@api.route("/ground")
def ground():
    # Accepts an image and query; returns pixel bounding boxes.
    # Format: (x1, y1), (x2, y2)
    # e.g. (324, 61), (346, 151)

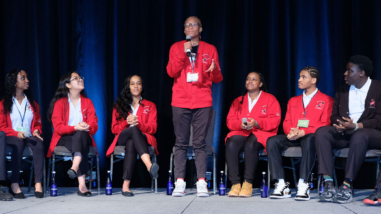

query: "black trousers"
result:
(225, 134), (264, 184)
(57, 131), (92, 177)
(0, 132), (6, 181)
(172, 106), (212, 179)
(267, 134), (316, 181)
(6, 136), (44, 183)
(315, 126), (381, 182)
(116, 126), (149, 181)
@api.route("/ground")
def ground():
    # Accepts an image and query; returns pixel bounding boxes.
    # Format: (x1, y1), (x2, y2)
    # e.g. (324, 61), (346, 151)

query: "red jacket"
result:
(283, 90), (333, 135)
(225, 92), (281, 149)
(0, 100), (42, 136)
(106, 99), (158, 157)
(47, 95), (98, 158)
(166, 40), (223, 109)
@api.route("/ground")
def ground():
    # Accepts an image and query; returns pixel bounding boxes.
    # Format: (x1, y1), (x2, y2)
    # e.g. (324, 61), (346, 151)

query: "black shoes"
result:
(67, 169), (77, 179)
(149, 163), (159, 179)
(9, 187), (25, 199)
(77, 191), (92, 197)
(0, 188), (13, 201)
(363, 184), (381, 205)
(35, 191), (44, 198)
(319, 181), (336, 202)
(334, 185), (353, 204)
(122, 191), (134, 197)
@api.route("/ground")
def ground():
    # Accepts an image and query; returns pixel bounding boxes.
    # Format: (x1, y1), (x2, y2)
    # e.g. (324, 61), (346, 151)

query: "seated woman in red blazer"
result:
(106, 75), (159, 197)
(225, 72), (281, 197)
(0, 69), (44, 199)
(47, 71), (98, 197)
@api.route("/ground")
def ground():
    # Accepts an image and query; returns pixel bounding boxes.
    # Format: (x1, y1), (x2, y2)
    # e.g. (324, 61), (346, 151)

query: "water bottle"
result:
(319, 176), (325, 196)
(50, 171), (57, 197)
(219, 171), (225, 196)
(310, 173), (314, 190)
(106, 171), (112, 195)
(167, 171), (173, 195)
(260, 172), (268, 198)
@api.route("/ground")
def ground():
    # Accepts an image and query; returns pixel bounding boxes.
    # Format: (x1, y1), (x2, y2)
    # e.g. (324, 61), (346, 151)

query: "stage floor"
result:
(0, 187), (379, 214)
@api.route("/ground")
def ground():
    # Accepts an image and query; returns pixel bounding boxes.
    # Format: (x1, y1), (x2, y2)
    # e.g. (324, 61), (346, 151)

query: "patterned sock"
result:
(323, 174), (333, 181)
(343, 178), (352, 188)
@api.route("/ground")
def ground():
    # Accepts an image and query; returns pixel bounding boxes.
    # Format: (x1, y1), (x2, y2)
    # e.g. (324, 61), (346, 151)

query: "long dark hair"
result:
(47, 71), (87, 123)
(114, 75), (145, 119)
(2, 69), (36, 114)
(240, 71), (268, 104)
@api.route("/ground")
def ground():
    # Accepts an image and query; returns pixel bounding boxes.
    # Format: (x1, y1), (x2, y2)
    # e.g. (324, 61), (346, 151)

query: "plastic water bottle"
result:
(310, 173), (314, 190)
(106, 171), (112, 195)
(219, 171), (225, 196)
(319, 177), (325, 196)
(167, 171), (173, 195)
(50, 171), (57, 197)
(260, 172), (268, 198)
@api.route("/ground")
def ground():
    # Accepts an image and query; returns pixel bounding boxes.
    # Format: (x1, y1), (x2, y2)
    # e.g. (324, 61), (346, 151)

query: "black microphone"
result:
(186, 35), (191, 57)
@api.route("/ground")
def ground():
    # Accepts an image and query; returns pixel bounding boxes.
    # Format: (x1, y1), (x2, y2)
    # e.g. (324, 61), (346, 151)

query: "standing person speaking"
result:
(166, 16), (223, 197)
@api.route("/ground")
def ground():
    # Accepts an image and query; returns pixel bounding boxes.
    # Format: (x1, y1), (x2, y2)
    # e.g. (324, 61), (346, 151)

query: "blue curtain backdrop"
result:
(1, 0), (381, 188)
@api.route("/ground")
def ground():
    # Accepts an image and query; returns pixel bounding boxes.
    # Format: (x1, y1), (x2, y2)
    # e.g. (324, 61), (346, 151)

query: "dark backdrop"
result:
(1, 0), (381, 189)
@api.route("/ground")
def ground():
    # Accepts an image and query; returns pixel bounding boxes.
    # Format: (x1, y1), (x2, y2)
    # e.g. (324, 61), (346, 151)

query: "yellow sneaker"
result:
(239, 181), (253, 197)
(228, 183), (241, 197)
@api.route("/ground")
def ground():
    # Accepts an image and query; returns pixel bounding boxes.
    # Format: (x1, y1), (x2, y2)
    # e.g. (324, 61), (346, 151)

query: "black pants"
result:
(267, 134), (316, 181)
(116, 126), (149, 180)
(0, 132), (6, 181)
(225, 134), (264, 184)
(315, 126), (381, 182)
(57, 131), (92, 177)
(172, 106), (212, 179)
(6, 136), (44, 183)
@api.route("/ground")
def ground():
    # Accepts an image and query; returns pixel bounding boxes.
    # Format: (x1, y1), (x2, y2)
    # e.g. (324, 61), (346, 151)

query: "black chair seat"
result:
(334, 148), (381, 158)
(53, 146), (97, 156)
(5, 146), (34, 157)
(113, 145), (155, 156)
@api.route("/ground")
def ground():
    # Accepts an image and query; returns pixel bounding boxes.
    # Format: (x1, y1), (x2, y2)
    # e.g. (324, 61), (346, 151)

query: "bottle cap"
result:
(262, 172), (266, 174)
(220, 171), (224, 173)
(53, 171), (56, 174)
(169, 170), (171, 173)
(312, 173), (314, 174)
(107, 170), (110, 173)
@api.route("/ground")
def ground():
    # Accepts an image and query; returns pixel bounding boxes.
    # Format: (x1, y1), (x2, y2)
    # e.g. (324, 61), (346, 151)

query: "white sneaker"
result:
(295, 179), (310, 201)
(270, 180), (291, 199)
(172, 179), (186, 197)
(196, 180), (209, 197)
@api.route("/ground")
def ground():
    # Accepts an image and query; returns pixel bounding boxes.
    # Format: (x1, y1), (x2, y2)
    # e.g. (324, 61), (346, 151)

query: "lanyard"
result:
(14, 100), (28, 127)
(189, 53), (196, 73)
(302, 92), (317, 119)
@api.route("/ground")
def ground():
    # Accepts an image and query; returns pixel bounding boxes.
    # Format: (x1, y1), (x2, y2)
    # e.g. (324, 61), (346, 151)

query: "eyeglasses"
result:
(184, 23), (200, 28)
(70, 76), (85, 82)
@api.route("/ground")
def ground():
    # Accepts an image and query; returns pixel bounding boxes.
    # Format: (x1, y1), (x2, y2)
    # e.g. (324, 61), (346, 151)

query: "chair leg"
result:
(376, 155), (381, 180)
(151, 155), (154, 192)
(290, 158), (298, 188)
(110, 154), (114, 181)
(89, 156), (93, 191)
(47, 158), (52, 195)
(267, 161), (271, 196)
(317, 174), (321, 199)
(333, 156), (338, 187)
(28, 161), (34, 193)
(224, 163), (227, 189)
(170, 153), (174, 179)
(154, 154), (157, 194)
(213, 153), (216, 195)
(97, 155), (100, 195)
(43, 159), (46, 197)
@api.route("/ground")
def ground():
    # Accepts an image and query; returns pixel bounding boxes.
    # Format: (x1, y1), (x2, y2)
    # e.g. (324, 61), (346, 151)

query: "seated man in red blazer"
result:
(267, 67), (333, 200)
(317, 55), (381, 204)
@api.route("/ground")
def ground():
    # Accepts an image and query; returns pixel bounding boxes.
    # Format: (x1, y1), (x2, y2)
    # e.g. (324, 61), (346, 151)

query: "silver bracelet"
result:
(354, 123), (358, 131)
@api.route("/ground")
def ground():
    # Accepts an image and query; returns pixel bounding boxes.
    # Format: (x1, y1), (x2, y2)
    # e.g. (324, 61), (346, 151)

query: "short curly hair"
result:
(301, 66), (320, 83)
(349, 55), (373, 76)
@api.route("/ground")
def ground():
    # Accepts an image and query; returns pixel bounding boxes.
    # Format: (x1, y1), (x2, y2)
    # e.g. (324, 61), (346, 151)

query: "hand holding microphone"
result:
(241, 118), (248, 130)
(184, 35), (192, 57)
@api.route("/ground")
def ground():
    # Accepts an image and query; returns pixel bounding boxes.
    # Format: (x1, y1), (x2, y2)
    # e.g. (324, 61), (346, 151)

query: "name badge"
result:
(187, 72), (199, 82)
(15, 127), (31, 137)
(297, 120), (309, 128)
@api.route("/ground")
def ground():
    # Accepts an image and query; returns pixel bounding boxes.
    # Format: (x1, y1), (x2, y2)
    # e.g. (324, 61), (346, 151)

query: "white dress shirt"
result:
(10, 95), (34, 133)
(349, 77), (371, 123)
(68, 94), (83, 126)
(248, 91), (262, 113)
(303, 88), (318, 108)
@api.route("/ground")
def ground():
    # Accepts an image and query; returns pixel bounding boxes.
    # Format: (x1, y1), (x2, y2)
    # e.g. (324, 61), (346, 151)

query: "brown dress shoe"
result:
(228, 183), (241, 197)
(238, 181), (253, 197)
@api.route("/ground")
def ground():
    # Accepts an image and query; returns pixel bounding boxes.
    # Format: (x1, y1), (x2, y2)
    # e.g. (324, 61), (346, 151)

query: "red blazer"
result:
(166, 40), (223, 109)
(283, 90), (333, 135)
(0, 100), (42, 136)
(225, 92), (281, 149)
(106, 99), (158, 157)
(47, 95), (98, 158)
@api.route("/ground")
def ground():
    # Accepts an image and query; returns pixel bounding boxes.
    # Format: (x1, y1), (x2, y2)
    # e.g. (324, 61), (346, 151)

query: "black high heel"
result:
(9, 186), (25, 199)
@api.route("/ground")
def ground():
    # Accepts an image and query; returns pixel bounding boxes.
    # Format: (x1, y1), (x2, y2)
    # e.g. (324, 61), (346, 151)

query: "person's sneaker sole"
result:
(0, 198), (13, 201)
(172, 192), (185, 197)
(363, 199), (380, 206)
(295, 196), (310, 201)
(197, 193), (209, 197)
(319, 195), (334, 202)
(333, 197), (352, 204)
(238, 194), (251, 197)
(228, 194), (239, 197)
(270, 194), (291, 199)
